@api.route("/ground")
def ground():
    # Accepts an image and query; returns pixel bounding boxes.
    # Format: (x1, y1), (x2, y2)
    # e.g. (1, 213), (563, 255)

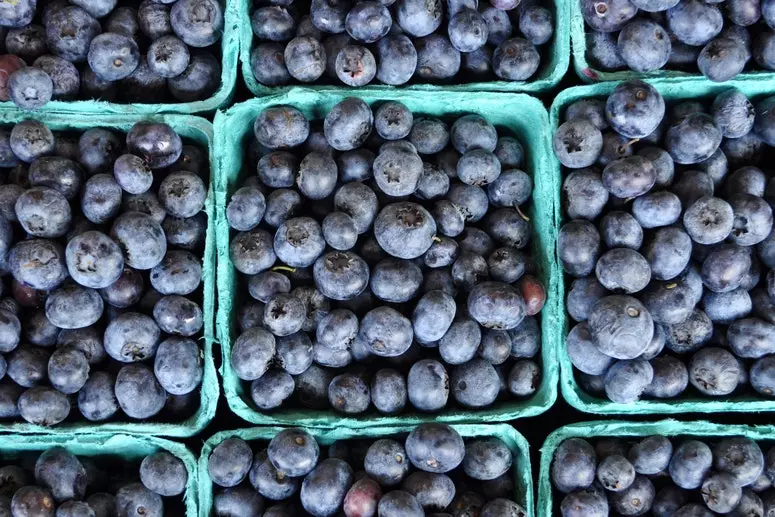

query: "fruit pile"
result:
(582, 0), (775, 81)
(208, 424), (525, 517)
(0, 120), (208, 426)
(555, 81), (775, 404)
(0, 446), (187, 517)
(248, 0), (554, 87)
(226, 98), (546, 416)
(0, 0), (224, 109)
(552, 434), (771, 517)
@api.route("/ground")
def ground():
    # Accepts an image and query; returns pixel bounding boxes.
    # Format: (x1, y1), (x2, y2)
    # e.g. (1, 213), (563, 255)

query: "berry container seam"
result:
(0, 108), (218, 436)
(198, 423), (533, 517)
(537, 419), (775, 517)
(212, 88), (560, 428)
(569, 1), (775, 83)
(550, 77), (775, 415)
(238, 0), (570, 95)
(0, 433), (198, 517)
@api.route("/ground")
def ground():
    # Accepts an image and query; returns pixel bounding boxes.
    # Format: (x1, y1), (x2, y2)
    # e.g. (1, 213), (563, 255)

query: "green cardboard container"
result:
(550, 79), (775, 415)
(569, 2), (775, 84)
(213, 89), (560, 428)
(198, 423), (533, 517)
(0, 108), (218, 436)
(538, 420), (775, 517)
(5, 0), (240, 115)
(0, 433), (198, 517)
(239, 0), (570, 96)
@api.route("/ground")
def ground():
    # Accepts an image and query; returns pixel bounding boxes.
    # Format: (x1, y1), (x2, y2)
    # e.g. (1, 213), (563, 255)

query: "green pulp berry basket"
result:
(213, 89), (560, 428)
(538, 420), (775, 517)
(198, 423), (533, 517)
(549, 78), (775, 415)
(238, 0), (570, 96)
(0, 108), (218, 436)
(6, 0), (240, 116)
(0, 433), (199, 517)
(569, 2), (775, 84)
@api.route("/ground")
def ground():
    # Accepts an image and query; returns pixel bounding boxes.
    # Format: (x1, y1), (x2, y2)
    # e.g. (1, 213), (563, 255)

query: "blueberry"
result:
(405, 423), (464, 474)
(562, 170), (607, 220)
(407, 359), (449, 411)
(378, 490), (423, 517)
(300, 459), (353, 516)
(588, 295), (653, 360)
(273, 217), (326, 268)
(18, 387), (70, 426)
(77, 371), (118, 421)
(567, 322), (614, 375)
(601, 211), (643, 249)
(310, 0), (350, 33)
(11, 487), (55, 517)
(553, 119), (603, 169)
(395, 0), (442, 37)
(284, 36), (326, 82)
(363, 439), (410, 486)
(45, 6), (100, 63)
(115, 484), (162, 517)
(559, 221), (601, 277)
(751, 355), (775, 396)
(169, 0), (223, 47)
(47, 346), (89, 394)
(345, 1), (391, 42)
(587, 31), (626, 70)
(609, 475), (655, 515)
(701, 473), (742, 513)
(16, 186), (71, 238)
(580, 0), (638, 32)
(552, 438), (596, 493)
(252, 6), (295, 41)
(150, 250), (201, 296)
(606, 81), (665, 139)
(103, 311), (160, 363)
(438, 318), (480, 365)
(629, 435), (673, 475)
(597, 454), (635, 492)
(232, 326), (279, 381)
(7, 345), (49, 387)
(561, 487), (609, 517)
(334, 44), (377, 86)
(414, 34), (461, 80)
(730, 194), (773, 246)
(462, 437), (512, 482)
(617, 19), (671, 72)
(115, 363), (166, 419)
(493, 38), (540, 80)
(167, 51), (220, 102)
(644, 355), (688, 398)
(8, 68), (53, 110)
(520, 5), (553, 45)
(370, 368), (407, 414)
(728, 318), (775, 358)
(56, 501), (94, 517)
(669, 440), (713, 490)
(249, 450), (299, 500)
(45, 284), (103, 330)
(683, 196), (734, 245)
(154, 337), (202, 395)
(448, 9), (488, 53)
(375, 34), (417, 85)
(666, 113), (722, 165)
(343, 478), (382, 517)
(140, 452), (187, 497)
(81, 175), (122, 224)
(251, 43), (291, 86)
(713, 437), (764, 487)
(359, 306), (413, 357)
(208, 437), (253, 488)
